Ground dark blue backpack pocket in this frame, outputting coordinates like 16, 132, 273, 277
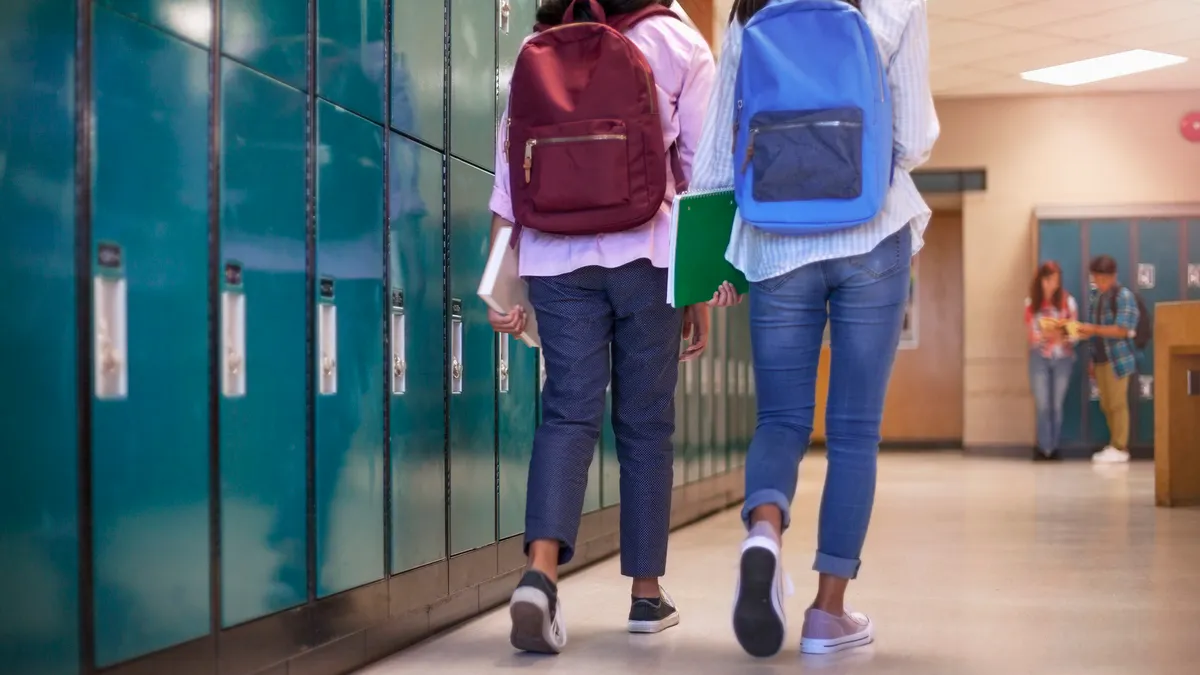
747, 108, 863, 203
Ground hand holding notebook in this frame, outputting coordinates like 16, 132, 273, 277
668, 188, 749, 308
478, 225, 539, 348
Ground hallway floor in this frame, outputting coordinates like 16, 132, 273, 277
360, 454, 1200, 674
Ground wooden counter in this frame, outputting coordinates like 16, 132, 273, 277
1154, 301, 1200, 507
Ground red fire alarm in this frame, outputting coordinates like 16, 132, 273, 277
1183, 111, 1200, 143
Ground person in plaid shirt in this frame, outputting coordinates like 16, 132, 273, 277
1078, 255, 1140, 464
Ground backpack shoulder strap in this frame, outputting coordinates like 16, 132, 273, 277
607, 5, 679, 33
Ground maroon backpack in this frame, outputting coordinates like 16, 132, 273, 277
507, 0, 684, 239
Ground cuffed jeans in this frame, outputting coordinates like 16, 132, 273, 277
742, 227, 911, 580
1028, 351, 1075, 453
524, 260, 682, 578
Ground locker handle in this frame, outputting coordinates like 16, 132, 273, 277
221, 287, 247, 398
391, 309, 407, 396
450, 307, 464, 395
498, 333, 510, 394
500, 0, 511, 34
94, 274, 128, 400
318, 303, 338, 395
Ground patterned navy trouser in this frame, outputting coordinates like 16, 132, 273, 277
525, 259, 683, 578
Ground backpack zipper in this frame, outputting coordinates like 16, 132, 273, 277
524, 133, 628, 183
733, 100, 742, 154
741, 120, 863, 173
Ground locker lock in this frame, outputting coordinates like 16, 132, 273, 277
499, 361, 509, 379
393, 355, 406, 379
322, 354, 337, 376
227, 348, 243, 376
452, 358, 463, 381
99, 333, 122, 375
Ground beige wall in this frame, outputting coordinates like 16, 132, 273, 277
926, 92, 1200, 447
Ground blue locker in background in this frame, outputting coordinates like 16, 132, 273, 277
102, 0, 213, 46
91, 7, 211, 665
390, 133, 449, 573
602, 382, 621, 507
0, 1, 80, 673
1133, 220, 1181, 447
223, 0, 307, 90
450, 0, 497, 170
1085, 220, 1133, 447
672, 345, 686, 487
499, 336, 538, 539
393, 0, 446, 147
1037, 220, 1085, 447
1190, 220, 1200, 301
448, 158, 498, 555
218, 59, 308, 627
685, 359, 700, 483
318, 0, 386, 124
314, 100, 385, 597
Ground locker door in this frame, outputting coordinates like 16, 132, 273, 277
1187, 220, 1200, 301
0, 2, 80, 673
450, 0, 497, 170
497, 0, 536, 121
672, 341, 686, 487
218, 59, 308, 627
393, 0, 446, 147
685, 359, 700, 483
602, 358, 621, 505
103, 0, 213, 46
498, 335, 538, 538
1132, 220, 1182, 449
1085, 220, 1133, 447
91, 8, 211, 666
1037, 220, 1085, 447
318, 0, 386, 124
714, 309, 729, 474
702, 349, 715, 478
389, 133, 447, 572
448, 158, 497, 555
314, 100, 385, 597
223, 0, 307, 89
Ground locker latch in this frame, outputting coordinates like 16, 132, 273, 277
391, 289, 407, 396
500, 0, 511, 34
451, 298, 464, 395
222, 261, 247, 398
498, 333, 510, 393
318, 277, 338, 396
94, 241, 128, 400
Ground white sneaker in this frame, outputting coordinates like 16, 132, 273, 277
1092, 446, 1130, 464
800, 607, 874, 655
732, 535, 791, 658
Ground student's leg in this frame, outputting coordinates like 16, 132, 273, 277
801, 228, 909, 655
1108, 373, 1131, 451
732, 262, 828, 658
607, 261, 684, 632
1049, 356, 1076, 452
510, 267, 611, 654
1028, 352, 1055, 455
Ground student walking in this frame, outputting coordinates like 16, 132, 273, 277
486, 0, 715, 655
1025, 261, 1080, 460
693, 0, 939, 658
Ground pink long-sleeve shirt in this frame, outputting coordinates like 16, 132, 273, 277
488, 16, 716, 277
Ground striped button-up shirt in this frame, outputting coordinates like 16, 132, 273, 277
1090, 287, 1140, 380
688, 0, 940, 282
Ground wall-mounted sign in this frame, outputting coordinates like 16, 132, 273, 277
1137, 263, 1155, 290
1188, 263, 1200, 289
1139, 375, 1154, 401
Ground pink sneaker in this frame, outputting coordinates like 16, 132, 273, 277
800, 608, 873, 655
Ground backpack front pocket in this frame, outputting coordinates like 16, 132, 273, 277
746, 108, 863, 203
526, 120, 631, 213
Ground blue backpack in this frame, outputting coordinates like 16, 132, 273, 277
733, 0, 893, 235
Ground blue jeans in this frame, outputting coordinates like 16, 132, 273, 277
742, 228, 911, 580
1028, 351, 1074, 453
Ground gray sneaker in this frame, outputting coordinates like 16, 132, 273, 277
800, 607, 873, 655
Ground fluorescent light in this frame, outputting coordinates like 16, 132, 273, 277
1020, 49, 1187, 87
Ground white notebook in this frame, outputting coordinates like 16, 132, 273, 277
477, 225, 539, 348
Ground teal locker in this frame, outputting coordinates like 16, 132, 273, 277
102, 0, 213, 46
0, 1, 80, 673
448, 158, 498, 555
91, 7, 211, 665
672, 342, 686, 487
1037, 220, 1085, 447
497, 0, 537, 123
450, 0, 497, 170
218, 59, 308, 626
602, 377, 622, 506
314, 100, 386, 597
393, 0, 446, 147
584, 439, 602, 514
1085, 220, 1133, 448
714, 309, 729, 474
1132, 220, 1182, 447
684, 359, 700, 483
1188, 220, 1200, 301
318, 0, 386, 124
223, 0, 307, 89
498, 335, 538, 538
701, 343, 715, 478
389, 133, 448, 572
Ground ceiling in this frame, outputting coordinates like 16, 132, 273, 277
929, 0, 1200, 97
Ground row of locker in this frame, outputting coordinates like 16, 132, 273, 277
0, 2, 758, 674
1036, 217, 1200, 451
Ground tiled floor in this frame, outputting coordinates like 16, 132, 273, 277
360, 453, 1200, 674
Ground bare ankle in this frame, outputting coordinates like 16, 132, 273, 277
631, 578, 660, 599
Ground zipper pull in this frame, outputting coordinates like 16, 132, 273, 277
524, 140, 535, 184
741, 130, 755, 173
733, 100, 743, 155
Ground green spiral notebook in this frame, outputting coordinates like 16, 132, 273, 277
667, 188, 749, 307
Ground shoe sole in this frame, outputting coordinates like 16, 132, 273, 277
509, 587, 562, 654
628, 612, 681, 634
733, 546, 785, 658
800, 626, 874, 655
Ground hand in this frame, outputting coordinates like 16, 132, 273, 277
1076, 323, 1096, 337
680, 303, 710, 362
488, 305, 527, 335
708, 281, 743, 307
